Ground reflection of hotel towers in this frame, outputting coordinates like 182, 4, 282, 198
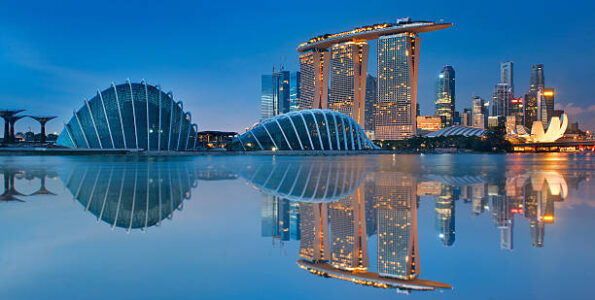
376, 173, 419, 279
63, 163, 198, 231
299, 202, 330, 262
329, 186, 368, 270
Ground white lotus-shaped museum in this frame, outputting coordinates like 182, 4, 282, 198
514, 113, 568, 143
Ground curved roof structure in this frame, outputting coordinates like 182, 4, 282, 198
424, 126, 488, 138
56, 80, 199, 151
232, 109, 379, 151
298, 20, 452, 52
240, 159, 368, 203
62, 162, 197, 231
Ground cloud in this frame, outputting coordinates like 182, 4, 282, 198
555, 102, 584, 116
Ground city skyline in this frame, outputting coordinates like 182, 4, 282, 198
0, 1, 593, 136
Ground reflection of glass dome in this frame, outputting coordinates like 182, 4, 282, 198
56, 80, 198, 151
63, 162, 198, 231
240, 159, 368, 202
231, 109, 379, 151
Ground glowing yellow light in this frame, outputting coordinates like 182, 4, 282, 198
543, 91, 554, 96
543, 215, 554, 222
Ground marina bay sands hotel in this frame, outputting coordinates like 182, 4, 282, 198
297, 18, 451, 140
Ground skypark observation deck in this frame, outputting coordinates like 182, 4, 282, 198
297, 20, 452, 52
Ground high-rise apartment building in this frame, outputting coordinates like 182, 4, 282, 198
435, 66, 455, 127
365, 75, 377, 131
329, 42, 369, 128
299, 50, 330, 110
375, 33, 420, 140
471, 96, 488, 128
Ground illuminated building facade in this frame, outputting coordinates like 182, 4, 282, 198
299, 50, 330, 110
329, 42, 369, 129
376, 33, 420, 140
471, 96, 488, 129
538, 88, 555, 126
56, 81, 198, 151
416, 116, 442, 132
435, 190, 455, 246
297, 19, 451, 140
290, 72, 301, 112
435, 66, 455, 127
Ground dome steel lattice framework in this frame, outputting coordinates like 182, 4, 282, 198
56, 80, 199, 151
233, 109, 379, 151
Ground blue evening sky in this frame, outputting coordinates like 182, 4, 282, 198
0, 0, 593, 134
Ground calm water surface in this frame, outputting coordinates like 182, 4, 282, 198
1, 153, 594, 299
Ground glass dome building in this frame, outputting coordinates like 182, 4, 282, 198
231, 109, 379, 151
56, 80, 199, 151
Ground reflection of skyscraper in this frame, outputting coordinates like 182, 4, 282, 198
261, 194, 300, 243
491, 190, 514, 251
375, 33, 420, 140
299, 202, 330, 262
376, 173, 419, 279
329, 187, 368, 270
435, 186, 455, 246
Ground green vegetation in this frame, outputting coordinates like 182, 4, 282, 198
375, 127, 512, 153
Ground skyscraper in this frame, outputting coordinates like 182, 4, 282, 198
492, 83, 511, 117
530, 64, 545, 92
471, 96, 488, 128
524, 64, 545, 128
261, 70, 290, 120
329, 42, 369, 129
299, 50, 330, 110
375, 33, 420, 140
538, 88, 555, 126
289, 72, 301, 112
435, 66, 455, 127
500, 61, 514, 95
365, 75, 378, 132
299, 202, 330, 262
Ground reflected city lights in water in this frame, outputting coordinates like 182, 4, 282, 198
0, 154, 593, 298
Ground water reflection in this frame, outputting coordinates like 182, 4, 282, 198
0, 155, 592, 295
62, 162, 200, 231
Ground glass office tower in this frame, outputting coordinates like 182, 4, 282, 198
435, 66, 456, 127
261, 70, 291, 120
